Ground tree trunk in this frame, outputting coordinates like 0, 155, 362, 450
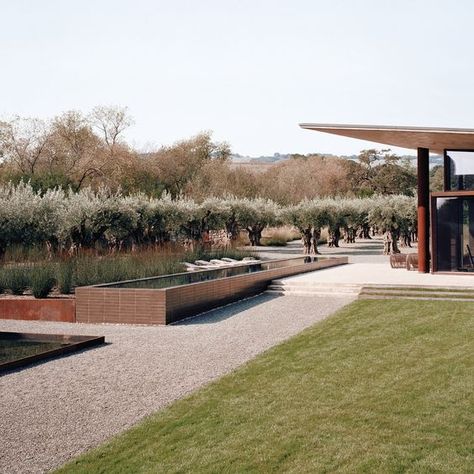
226, 216, 239, 241
344, 227, 355, 244
247, 228, 257, 246
301, 228, 312, 254
247, 225, 264, 246
328, 227, 340, 247
383, 231, 392, 255
361, 224, 371, 239
391, 230, 401, 254
312, 228, 321, 254
402, 232, 412, 248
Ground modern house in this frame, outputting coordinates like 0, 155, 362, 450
300, 124, 474, 274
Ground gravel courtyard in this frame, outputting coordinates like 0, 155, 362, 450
0, 293, 353, 474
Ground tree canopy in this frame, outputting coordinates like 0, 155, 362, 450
0, 107, 418, 203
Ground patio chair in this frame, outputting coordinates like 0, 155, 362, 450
406, 254, 418, 271
389, 254, 407, 269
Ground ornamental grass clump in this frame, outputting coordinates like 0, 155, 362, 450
56, 260, 74, 294
262, 227, 300, 247
2, 266, 31, 295
261, 235, 288, 247
132, 254, 183, 279
72, 256, 118, 288
71, 253, 183, 287
31, 265, 56, 298
67, 247, 255, 289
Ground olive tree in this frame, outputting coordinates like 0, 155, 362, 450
368, 195, 416, 254
284, 199, 331, 254
325, 199, 349, 248
340, 198, 372, 244
232, 198, 280, 246
173, 197, 228, 248
0, 182, 65, 256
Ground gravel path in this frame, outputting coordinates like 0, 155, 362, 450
0, 293, 353, 474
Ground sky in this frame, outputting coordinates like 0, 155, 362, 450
2, 0, 474, 156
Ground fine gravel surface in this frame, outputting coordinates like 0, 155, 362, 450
0, 293, 353, 474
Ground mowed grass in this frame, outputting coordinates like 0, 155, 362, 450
57, 300, 474, 473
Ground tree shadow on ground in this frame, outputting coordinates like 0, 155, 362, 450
257, 245, 387, 257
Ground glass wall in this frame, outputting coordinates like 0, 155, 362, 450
434, 196, 474, 271
445, 150, 474, 191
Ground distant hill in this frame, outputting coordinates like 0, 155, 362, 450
231, 153, 291, 164
231, 152, 443, 168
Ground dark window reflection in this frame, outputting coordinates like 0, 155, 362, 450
446, 150, 474, 191
435, 197, 474, 271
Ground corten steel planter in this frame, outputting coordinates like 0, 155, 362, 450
75, 256, 348, 325
0, 298, 76, 322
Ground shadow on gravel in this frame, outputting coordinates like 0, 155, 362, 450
173, 293, 281, 326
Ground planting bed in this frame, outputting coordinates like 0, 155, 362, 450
0, 332, 105, 372
76, 255, 348, 325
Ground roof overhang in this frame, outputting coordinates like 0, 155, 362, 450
299, 123, 474, 154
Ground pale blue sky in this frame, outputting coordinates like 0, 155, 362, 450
2, 0, 474, 155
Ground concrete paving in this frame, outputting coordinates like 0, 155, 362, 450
257, 238, 474, 289
280, 262, 474, 288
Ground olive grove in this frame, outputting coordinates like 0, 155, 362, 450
0, 182, 416, 258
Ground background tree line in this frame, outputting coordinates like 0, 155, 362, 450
0, 182, 416, 259
0, 107, 419, 202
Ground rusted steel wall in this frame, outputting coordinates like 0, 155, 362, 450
0, 298, 76, 322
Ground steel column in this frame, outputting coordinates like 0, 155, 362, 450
417, 147, 430, 272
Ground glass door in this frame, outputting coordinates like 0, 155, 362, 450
434, 196, 474, 272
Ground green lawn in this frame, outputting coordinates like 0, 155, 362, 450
57, 300, 474, 473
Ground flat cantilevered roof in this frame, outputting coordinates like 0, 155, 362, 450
299, 123, 474, 154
